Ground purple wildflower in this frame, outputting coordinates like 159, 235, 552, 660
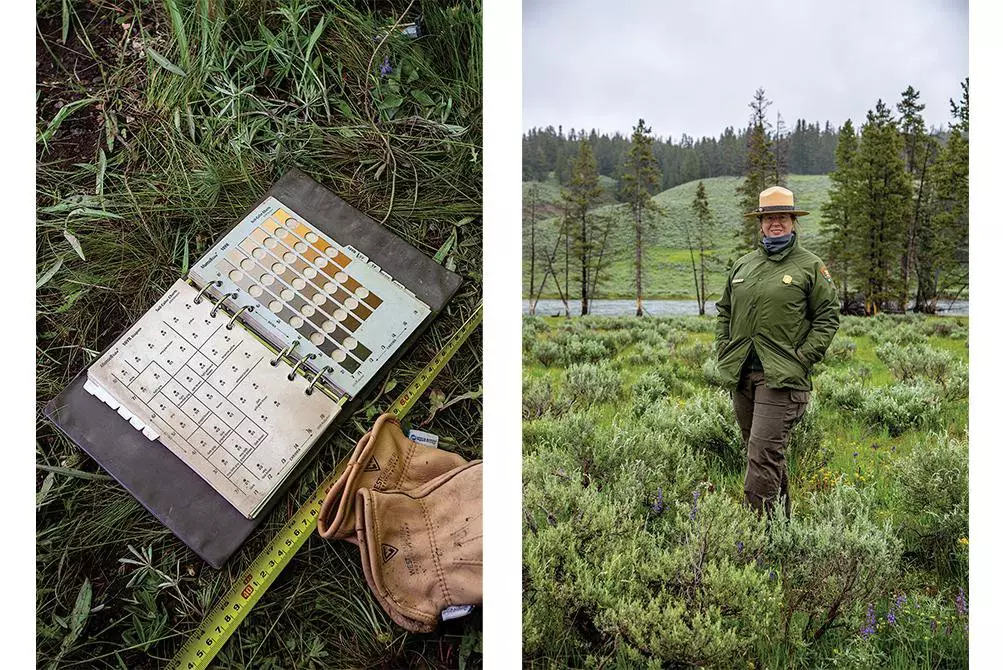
380, 56, 392, 77
930, 618, 937, 633
651, 487, 664, 514
955, 587, 967, 616
860, 603, 876, 638
886, 609, 897, 625
768, 569, 777, 581
689, 488, 700, 520
891, 445, 896, 452
736, 540, 744, 554
853, 451, 858, 458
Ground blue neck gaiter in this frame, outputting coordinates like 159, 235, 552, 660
762, 232, 795, 254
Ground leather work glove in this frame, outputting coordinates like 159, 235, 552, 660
316, 413, 467, 541
355, 460, 483, 633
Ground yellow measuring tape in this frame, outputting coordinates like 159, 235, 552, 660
167, 304, 482, 670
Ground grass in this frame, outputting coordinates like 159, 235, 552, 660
522, 314, 968, 667
522, 173, 833, 300
37, 2, 482, 668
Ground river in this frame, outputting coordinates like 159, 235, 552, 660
523, 299, 969, 317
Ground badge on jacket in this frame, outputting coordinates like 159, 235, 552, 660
782, 274, 792, 284
820, 264, 833, 283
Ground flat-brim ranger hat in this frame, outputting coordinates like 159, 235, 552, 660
744, 186, 810, 218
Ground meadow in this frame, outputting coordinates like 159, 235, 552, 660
523, 313, 968, 668
522, 174, 832, 301
37, 2, 482, 667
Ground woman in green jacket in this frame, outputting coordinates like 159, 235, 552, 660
715, 186, 840, 517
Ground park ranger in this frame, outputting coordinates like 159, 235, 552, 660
715, 186, 840, 518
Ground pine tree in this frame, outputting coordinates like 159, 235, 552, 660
921, 78, 969, 311
819, 120, 859, 310
562, 141, 605, 315
526, 182, 540, 314
688, 181, 715, 315
851, 100, 913, 314
736, 88, 779, 249
773, 111, 789, 185
897, 86, 927, 174
622, 118, 662, 316
895, 86, 933, 311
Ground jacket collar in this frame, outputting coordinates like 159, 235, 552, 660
758, 232, 799, 262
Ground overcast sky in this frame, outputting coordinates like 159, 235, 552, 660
523, 0, 968, 140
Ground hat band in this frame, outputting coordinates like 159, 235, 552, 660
756, 205, 796, 213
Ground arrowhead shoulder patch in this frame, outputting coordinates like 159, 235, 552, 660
819, 264, 832, 283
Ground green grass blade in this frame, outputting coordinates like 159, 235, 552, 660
147, 47, 187, 77
163, 0, 190, 67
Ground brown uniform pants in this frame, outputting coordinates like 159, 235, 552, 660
733, 370, 809, 517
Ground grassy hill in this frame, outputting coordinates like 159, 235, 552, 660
523, 174, 832, 301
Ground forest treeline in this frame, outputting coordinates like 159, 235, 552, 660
523, 114, 841, 194
525, 83, 969, 316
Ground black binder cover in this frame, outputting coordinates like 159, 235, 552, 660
43, 168, 463, 568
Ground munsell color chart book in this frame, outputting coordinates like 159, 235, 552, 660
45, 169, 462, 567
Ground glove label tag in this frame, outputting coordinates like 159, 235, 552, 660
408, 429, 440, 449
441, 604, 474, 621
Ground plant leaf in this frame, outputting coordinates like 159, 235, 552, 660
59, 579, 92, 655
36, 464, 112, 481
63, 230, 86, 261
305, 16, 325, 59
36, 472, 56, 509
95, 149, 106, 196
36, 256, 64, 289
67, 207, 122, 220
378, 94, 404, 111
147, 47, 187, 77
411, 89, 434, 107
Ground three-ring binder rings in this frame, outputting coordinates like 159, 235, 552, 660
44, 169, 462, 567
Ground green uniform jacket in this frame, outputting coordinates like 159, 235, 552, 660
715, 235, 840, 390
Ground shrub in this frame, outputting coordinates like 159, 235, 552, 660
870, 321, 926, 347
643, 389, 743, 473
875, 342, 955, 384
919, 317, 967, 340
813, 367, 870, 412
522, 317, 547, 350
673, 315, 718, 333
823, 333, 857, 364
874, 342, 967, 401
630, 370, 667, 416
522, 411, 597, 456
565, 362, 621, 407
892, 436, 968, 578
522, 376, 570, 420
839, 317, 873, 338
524, 467, 782, 668
861, 380, 943, 437
530, 339, 562, 367
563, 335, 610, 364
623, 342, 669, 367
594, 328, 634, 353
634, 327, 666, 348
597, 491, 781, 668
677, 340, 713, 367
765, 483, 901, 645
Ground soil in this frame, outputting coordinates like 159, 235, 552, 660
36, 4, 135, 166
